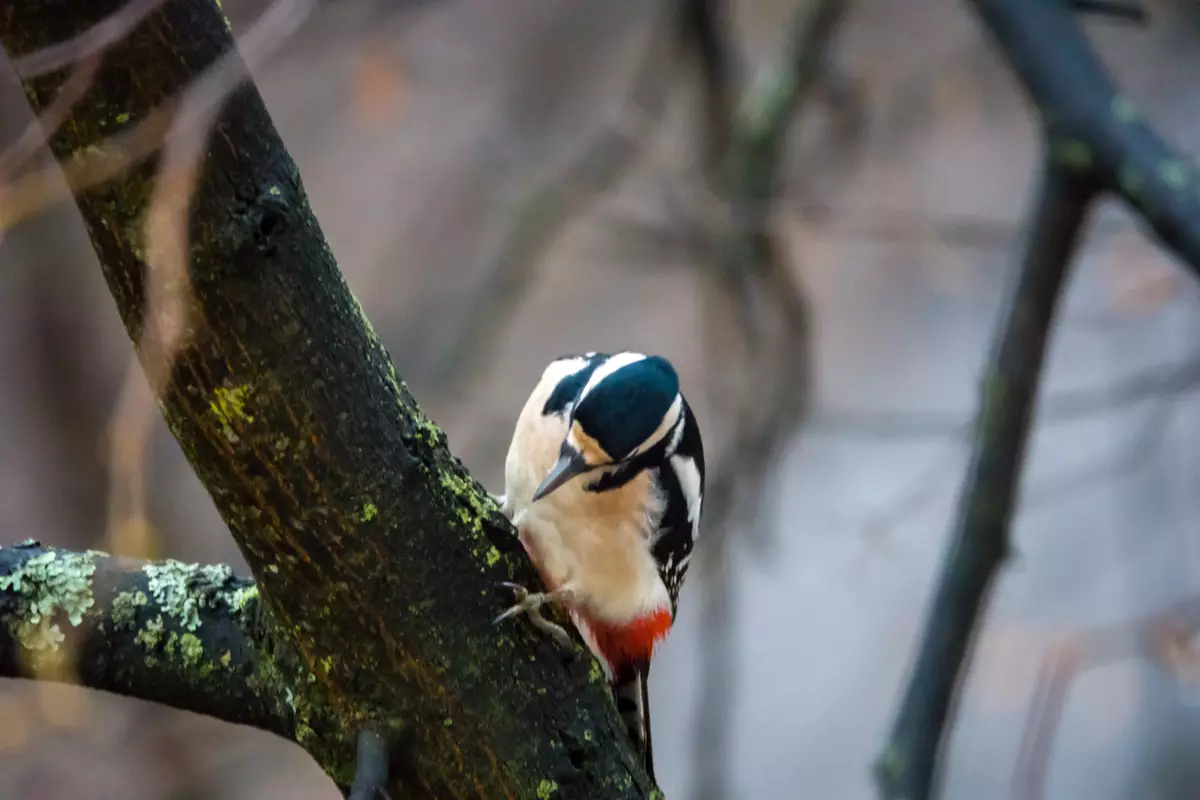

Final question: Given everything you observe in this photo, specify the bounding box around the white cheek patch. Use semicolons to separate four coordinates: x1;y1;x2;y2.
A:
670;454;703;539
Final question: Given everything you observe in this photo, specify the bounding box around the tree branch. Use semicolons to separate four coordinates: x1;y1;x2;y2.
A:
970;0;1200;269
872;3;1200;796
0;542;291;738
0;0;653;795
875;159;1098;799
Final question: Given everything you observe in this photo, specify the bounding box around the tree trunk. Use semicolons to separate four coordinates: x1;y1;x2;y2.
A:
0;1;653;796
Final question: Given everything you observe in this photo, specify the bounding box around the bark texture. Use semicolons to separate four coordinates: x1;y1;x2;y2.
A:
0;1;654;796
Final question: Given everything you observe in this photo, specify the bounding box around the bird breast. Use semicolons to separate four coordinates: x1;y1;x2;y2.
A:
503;383;670;625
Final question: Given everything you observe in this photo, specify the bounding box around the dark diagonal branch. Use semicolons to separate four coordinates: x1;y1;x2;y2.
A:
874;2;1200;796
971;0;1200;271
0;542;292;738
875;160;1097;799
1;0;654;795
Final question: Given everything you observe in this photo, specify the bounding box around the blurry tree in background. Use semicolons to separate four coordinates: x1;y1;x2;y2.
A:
3;0;1200;798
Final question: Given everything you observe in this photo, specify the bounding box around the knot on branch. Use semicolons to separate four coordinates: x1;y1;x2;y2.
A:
210;177;298;265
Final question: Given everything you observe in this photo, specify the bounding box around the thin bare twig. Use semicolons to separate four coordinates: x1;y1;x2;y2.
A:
876;158;1098;799
0;54;102;178
100;0;317;558
808;353;1200;441
10;0;167;78
0;0;314;233
688;3;851;799
1012;594;1200;800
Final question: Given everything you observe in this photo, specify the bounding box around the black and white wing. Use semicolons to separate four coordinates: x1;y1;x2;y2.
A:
651;396;704;618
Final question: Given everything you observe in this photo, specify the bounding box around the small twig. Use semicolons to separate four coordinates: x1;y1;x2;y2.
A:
10;0;167;77
1068;0;1148;25
875;158;1098;799
680;0;737;176
96;0;317;561
807;352;1200;441
348;728;393;800
1011;594;1200;799
0;0;315;232
0;54;101;178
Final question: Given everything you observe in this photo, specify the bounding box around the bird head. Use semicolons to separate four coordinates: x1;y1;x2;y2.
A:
532;353;683;502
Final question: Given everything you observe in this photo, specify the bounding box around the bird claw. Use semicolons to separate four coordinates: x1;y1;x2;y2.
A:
494;582;573;648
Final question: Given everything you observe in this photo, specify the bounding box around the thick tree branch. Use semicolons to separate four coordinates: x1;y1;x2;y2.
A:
872;3;1200;797
875;160;1097;799
970;0;1200;270
0;0;652;796
0;542;292;738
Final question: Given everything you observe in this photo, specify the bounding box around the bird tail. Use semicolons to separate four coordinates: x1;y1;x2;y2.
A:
613;658;655;783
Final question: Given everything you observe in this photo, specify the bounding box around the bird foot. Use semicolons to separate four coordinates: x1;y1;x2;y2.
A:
494;582;574;649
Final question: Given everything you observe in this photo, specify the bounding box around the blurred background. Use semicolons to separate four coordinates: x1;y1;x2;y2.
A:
4;0;1200;797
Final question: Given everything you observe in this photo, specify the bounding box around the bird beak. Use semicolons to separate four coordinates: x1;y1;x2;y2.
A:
532;449;589;502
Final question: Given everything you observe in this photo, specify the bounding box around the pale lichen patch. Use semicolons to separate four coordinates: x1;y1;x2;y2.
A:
142;559;241;632
0;550;96;659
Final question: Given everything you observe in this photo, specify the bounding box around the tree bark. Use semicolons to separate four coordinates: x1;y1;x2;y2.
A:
0;541;292;737
0;1;653;797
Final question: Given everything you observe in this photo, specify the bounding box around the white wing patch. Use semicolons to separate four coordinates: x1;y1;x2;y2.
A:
579;351;645;402
670;454;703;541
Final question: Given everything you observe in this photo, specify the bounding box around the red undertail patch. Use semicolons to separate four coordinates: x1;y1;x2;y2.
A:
577;607;673;672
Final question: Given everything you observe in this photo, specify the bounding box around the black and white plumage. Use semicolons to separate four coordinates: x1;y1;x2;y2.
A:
493;351;705;783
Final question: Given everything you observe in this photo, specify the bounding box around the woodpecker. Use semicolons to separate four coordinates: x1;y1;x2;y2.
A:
493;351;705;782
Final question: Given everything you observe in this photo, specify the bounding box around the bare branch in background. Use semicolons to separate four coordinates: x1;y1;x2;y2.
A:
9;0;166;77
1012;593;1200;800
680;0;737;174
1068;0;1148;25
683;2;852;799
0;0;313;233
1020;391;1176;512
100;0;316;560
876;159;1097;798
877;0;1200;789
0;54;101;178
809;353;1200;441
429;0;682;397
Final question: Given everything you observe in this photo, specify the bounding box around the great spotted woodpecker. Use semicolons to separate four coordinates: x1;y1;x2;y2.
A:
493;351;705;782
